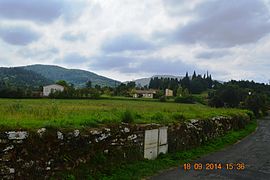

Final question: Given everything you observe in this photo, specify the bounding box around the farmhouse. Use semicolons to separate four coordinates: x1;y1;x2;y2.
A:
133;90;157;98
165;89;173;97
43;84;64;96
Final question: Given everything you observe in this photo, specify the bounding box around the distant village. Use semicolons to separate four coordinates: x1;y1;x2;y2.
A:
41;71;214;99
0;70;269;116
43;83;174;99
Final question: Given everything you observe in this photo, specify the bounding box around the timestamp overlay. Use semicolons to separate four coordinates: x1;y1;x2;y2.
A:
183;162;245;171
151;117;270;180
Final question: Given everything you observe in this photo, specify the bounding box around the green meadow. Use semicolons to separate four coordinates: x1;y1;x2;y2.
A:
0;98;249;129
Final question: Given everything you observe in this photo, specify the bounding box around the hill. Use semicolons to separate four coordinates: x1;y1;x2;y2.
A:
126;75;183;87
0;67;53;89
23;64;121;87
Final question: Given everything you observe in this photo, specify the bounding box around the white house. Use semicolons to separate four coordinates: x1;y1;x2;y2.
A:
165;89;173;97
133;90;157;99
43;84;64;96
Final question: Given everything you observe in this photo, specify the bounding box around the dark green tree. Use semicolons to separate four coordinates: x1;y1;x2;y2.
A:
56;80;69;87
86;81;92;88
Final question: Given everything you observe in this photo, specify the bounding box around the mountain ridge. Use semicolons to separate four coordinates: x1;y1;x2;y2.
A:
0;67;54;88
22;64;121;87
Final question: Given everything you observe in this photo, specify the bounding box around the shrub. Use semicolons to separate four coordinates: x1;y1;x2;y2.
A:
151;112;164;121
245;110;255;120
159;96;167;102
172;113;185;121
121;109;134;123
193;95;207;105
175;95;195;104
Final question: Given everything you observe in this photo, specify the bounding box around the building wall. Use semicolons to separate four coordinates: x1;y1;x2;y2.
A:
142;93;153;98
43;85;64;96
165;89;173;97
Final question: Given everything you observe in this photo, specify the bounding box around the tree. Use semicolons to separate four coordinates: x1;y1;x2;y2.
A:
176;86;189;97
192;71;197;80
190;79;205;94
86;81;92;88
220;85;240;107
126;81;136;89
56;80;69;87
244;93;267;116
181;72;190;90
209;95;224;108
95;85;101;90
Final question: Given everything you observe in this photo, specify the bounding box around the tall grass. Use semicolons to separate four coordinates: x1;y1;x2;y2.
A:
0;98;250;129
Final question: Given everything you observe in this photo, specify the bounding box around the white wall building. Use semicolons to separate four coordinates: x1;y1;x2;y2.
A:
165;89;173;97
133;90;157;99
43;84;64;96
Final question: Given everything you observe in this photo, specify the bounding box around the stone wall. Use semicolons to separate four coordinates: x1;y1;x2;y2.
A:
0;114;251;179
168;115;250;152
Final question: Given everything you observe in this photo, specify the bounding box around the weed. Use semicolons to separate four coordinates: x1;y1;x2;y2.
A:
172;113;185;121
151;112;164;121
121;109;134;123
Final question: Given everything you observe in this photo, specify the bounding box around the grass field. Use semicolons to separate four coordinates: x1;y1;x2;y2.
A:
0;98;249;129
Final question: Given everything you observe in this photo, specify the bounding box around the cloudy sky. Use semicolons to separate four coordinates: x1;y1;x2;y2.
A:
1;0;270;83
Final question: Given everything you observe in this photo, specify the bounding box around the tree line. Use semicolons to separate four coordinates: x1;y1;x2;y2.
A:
209;80;269;117
149;71;216;95
1;70;269;117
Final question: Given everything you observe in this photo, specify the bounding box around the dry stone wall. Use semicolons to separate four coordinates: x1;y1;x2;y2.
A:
0;115;251;179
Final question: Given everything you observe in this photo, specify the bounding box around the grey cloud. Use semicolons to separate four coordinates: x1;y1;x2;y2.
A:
0;0;85;23
60;53;88;64
163;0;200;16
170;0;270;48
0;58;10;66
91;56;131;70
132;59;195;74
90;55;195;74
196;50;230;59
61;32;85;42
18;47;59;59
0;26;41;46
101;33;154;53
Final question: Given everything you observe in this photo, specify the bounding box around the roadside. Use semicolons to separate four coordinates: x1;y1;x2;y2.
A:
151;117;270;180
56;118;257;179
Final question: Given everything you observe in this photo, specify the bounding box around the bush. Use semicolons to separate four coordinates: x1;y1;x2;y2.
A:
245;110;255;120
175;96;195;104
172;113;185;121
121;109;134;123
159;96;167;102
208;95;224;107
151;112;164;121
193;95;207;105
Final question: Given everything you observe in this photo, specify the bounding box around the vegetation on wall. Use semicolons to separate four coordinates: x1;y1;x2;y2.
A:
54;118;257;180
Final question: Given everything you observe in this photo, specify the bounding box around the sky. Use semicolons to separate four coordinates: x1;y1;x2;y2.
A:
0;0;270;83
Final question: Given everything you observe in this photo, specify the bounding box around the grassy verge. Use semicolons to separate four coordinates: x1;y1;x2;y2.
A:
57;120;257;180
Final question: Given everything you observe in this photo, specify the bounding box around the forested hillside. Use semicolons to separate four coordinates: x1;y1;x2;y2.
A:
23;64;120;87
0;67;53;89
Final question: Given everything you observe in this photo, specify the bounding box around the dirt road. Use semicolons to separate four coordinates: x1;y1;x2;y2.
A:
151;117;270;180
